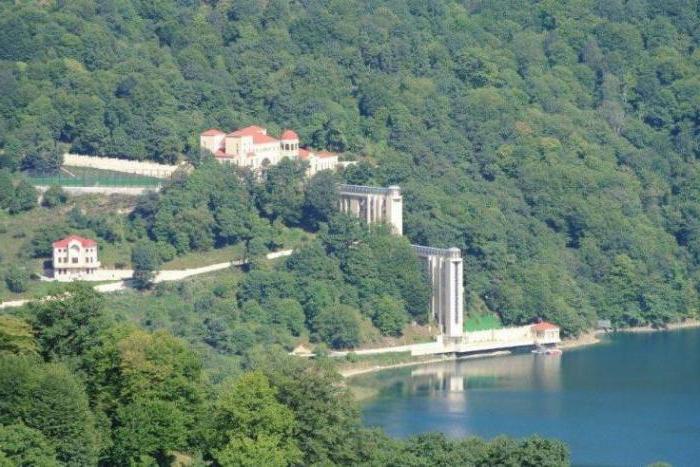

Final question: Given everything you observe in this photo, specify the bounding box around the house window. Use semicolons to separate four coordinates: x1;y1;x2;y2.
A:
72;257;78;263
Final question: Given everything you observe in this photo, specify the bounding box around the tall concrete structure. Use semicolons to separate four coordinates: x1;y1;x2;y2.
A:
412;246;464;338
338;184;403;235
336;183;464;338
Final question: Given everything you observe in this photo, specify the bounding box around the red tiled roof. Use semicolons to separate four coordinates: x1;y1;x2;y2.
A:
52;235;97;248
201;128;225;136
280;129;298;140
298;148;312;160
252;133;278;144
532;321;559;331
317;150;338;159
214;149;229;157
228;125;267;137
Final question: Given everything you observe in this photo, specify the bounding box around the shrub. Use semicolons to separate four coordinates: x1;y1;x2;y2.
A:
131;241;162;289
345;352;359;363
156;242;177;262
5;265;29;293
313;305;361;349
41;186;68;208
372;295;408;336
8;180;38;214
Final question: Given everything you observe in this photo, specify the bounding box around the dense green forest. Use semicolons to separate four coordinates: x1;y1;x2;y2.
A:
0;286;569;466
1;0;699;333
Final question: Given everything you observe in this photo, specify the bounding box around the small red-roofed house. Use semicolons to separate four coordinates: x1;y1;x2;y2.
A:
52;235;101;281
531;321;560;342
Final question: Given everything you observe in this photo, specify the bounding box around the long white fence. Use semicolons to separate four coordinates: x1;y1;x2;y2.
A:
35;186;158;196
64;154;185;179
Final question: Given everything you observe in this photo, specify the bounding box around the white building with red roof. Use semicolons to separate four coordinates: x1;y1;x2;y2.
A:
531;321;561;342
52;235;101;281
200;125;340;175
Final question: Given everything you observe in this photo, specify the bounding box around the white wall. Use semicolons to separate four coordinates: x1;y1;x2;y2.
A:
35;186;159;196
63;154;184;178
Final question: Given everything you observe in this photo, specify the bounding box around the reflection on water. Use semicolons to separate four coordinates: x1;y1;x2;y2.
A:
409;353;562;392
355;329;700;466
354;353;562;401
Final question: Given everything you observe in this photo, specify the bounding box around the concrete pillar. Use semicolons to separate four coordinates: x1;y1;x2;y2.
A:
365;195;371;223
412;245;464;339
387;185;403;235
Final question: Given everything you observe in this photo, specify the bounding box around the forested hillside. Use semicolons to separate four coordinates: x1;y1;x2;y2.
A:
1;0;699;332
0;286;569;465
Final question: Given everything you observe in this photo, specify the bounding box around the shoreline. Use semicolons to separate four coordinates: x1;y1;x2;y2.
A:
340;350;511;378
616;318;700;334
340;317;700;378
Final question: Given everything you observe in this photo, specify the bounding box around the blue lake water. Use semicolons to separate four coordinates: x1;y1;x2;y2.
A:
355;328;700;466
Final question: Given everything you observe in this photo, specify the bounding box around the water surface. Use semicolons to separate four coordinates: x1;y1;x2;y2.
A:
355;328;700;466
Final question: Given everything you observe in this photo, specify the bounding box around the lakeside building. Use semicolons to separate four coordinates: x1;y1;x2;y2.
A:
52;235;101;281
532;321;561;342
200;125;340;176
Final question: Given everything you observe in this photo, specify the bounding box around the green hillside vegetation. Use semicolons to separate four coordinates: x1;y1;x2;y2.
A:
1;160;430;348
0;285;570;466
122;159;432;347
1;0;698;333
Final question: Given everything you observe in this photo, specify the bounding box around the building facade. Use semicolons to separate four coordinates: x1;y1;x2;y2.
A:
412;246;464;338
336;183;465;338
52;235;101;281
338;184;403;235
200;125;339;176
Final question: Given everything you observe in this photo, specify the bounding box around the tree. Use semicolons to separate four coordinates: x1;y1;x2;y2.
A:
313;305;362;349
0;170;13;209
0;316;38;356
250;353;363;465
131;241;162;289
0;424;59;466
4;264;29;293
85;328;206;464
258;159;307;225
341;161;374;185
112;399;190;465
211;371;301;467
303;170;339;230
372;295;407;336
30;283;107;361
41;185;68;207
0;356;100;466
21;146;63;173
8;179;37;214
28;223;70;258
268;298;306;336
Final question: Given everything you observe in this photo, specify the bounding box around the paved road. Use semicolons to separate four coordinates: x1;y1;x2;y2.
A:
0;249;294;308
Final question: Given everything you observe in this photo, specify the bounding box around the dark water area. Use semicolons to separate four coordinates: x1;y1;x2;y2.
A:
355;328;700;466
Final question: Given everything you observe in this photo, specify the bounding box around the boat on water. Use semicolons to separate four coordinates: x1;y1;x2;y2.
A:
532;344;562;355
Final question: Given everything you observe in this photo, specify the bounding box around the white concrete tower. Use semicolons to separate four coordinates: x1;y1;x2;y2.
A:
412;245;464;338
386;185;403;236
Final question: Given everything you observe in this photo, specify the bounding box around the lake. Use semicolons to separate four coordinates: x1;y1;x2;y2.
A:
355;328;700;466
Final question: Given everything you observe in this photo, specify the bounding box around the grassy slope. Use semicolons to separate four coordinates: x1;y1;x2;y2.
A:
0;192;312;300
